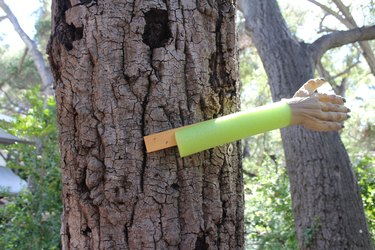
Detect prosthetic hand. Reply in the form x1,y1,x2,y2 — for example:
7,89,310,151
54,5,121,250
144,78,350,157
285,78,350,131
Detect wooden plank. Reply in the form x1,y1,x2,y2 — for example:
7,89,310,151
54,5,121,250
144,124,195,153
143,128,179,153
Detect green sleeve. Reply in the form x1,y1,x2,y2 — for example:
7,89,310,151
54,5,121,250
175,101,292,157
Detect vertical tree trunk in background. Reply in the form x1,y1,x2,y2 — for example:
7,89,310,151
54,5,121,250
0,0,54,94
47,0,243,249
239,0,373,249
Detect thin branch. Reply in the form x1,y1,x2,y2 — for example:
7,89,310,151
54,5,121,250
0,15,6,22
331,0,356,27
0,85,20,108
310,25,375,63
308,0,375,75
17,48,29,74
243,169,257,178
331,0,375,75
318,13,329,33
332,60,360,80
317,58,360,96
0,0,54,93
306,0,351,27
316,60,332,85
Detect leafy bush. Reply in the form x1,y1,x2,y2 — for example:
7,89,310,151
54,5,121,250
354,155,375,243
0,88,61,250
243,142,298,250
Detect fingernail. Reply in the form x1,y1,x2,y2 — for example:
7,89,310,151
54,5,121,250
342,124,345,129
347,108,351,112
343,98,346,103
347,114,351,119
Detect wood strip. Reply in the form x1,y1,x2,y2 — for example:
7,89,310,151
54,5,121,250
143,128,179,153
144,124,195,153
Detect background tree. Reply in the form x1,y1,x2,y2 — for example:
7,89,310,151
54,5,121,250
238,0,374,249
48,0,244,248
0,0,53,94
0,0,52,113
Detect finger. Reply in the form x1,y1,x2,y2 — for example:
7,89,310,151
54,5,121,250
315,111,349,122
317,93,345,105
294,78,326,97
304,119,343,132
319,102,349,113
315,121,343,132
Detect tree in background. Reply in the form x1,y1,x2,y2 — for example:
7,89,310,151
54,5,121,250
0,0,53,113
0,0,53,93
239,0,374,248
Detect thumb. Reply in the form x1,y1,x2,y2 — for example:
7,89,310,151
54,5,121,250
293,78,326,97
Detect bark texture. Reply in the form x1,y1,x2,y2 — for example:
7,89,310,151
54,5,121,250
48,0,243,249
239,0,374,249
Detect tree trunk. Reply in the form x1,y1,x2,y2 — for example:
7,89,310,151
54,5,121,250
239,0,374,249
47,0,243,249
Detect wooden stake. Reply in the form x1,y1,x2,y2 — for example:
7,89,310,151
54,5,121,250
144,128,179,153
144,124,195,153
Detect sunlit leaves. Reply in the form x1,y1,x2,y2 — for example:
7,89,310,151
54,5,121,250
0,88,61,250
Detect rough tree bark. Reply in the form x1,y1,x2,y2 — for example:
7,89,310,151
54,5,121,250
48,0,243,249
239,0,374,249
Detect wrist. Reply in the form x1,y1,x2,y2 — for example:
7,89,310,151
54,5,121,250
282,98,305,126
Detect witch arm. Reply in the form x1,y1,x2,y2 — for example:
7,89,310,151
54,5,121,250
144,79,350,157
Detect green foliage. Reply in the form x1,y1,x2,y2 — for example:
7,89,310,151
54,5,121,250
0,87,61,250
243,133,298,250
354,155,375,241
237,31,297,248
341,92,375,157
34,0,52,55
0,48,41,114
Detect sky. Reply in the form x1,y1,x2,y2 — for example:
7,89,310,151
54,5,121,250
0,0,42,49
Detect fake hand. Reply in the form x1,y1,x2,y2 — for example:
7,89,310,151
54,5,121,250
285,78,350,131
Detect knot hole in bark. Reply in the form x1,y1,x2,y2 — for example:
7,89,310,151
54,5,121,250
171,183,179,191
195,235,209,250
57,23,84,50
142,9,171,49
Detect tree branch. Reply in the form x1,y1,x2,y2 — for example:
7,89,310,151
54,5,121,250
317,58,359,96
0,0,53,93
310,25,375,63
0,15,6,22
331,0,375,75
306,0,351,27
331,0,356,27
308,0,375,76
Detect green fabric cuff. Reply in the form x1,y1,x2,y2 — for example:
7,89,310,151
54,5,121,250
175,101,292,157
